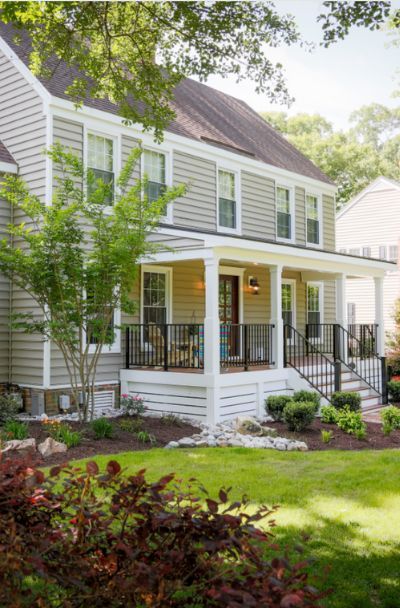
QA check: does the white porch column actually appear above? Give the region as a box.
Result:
[374,276,385,356]
[269,264,284,369]
[204,257,220,375]
[335,274,347,327]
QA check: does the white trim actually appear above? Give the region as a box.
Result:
[84,128,120,208]
[276,184,295,244]
[0,160,17,174]
[141,145,173,223]
[216,163,242,235]
[337,177,400,220]
[306,281,324,343]
[140,264,173,324]
[219,266,245,324]
[49,102,337,194]
[282,278,296,344]
[86,306,121,355]
[305,191,323,249]
[48,381,119,389]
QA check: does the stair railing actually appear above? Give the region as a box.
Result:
[284,325,340,401]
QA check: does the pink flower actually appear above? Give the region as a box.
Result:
[121,394,128,398]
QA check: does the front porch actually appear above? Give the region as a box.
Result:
[120,241,391,422]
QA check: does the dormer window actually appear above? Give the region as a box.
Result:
[87,133,114,205]
[143,150,166,202]
[276,186,292,241]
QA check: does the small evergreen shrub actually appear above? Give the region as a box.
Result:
[387,381,400,402]
[381,406,400,435]
[92,417,114,439]
[336,407,366,436]
[0,395,21,425]
[283,401,316,432]
[293,390,320,410]
[2,420,28,440]
[320,405,338,424]
[265,395,293,421]
[331,391,361,412]
[321,430,333,444]
[119,418,143,433]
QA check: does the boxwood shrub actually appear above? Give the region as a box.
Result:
[283,401,316,432]
[293,390,320,410]
[265,395,293,421]
[331,391,361,412]
[387,380,400,403]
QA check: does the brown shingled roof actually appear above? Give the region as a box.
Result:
[0,139,16,165]
[0,22,334,185]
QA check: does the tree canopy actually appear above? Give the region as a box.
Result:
[261,104,400,207]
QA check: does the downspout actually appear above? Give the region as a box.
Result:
[7,167,16,386]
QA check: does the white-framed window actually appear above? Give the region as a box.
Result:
[140,265,172,325]
[306,193,321,246]
[388,245,398,262]
[87,133,115,205]
[218,168,240,233]
[379,245,387,260]
[276,185,293,242]
[362,246,371,257]
[307,282,324,341]
[282,279,296,342]
[143,149,166,202]
[349,247,360,256]
[86,302,121,355]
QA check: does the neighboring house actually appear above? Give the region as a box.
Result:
[336,177,400,344]
[0,24,394,421]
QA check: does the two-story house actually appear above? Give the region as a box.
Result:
[336,177,400,343]
[0,24,393,421]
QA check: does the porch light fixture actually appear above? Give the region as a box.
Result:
[249,276,260,295]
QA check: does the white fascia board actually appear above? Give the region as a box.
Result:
[0,161,17,174]
[337,177,400,221]
[140,246,216,264]
[0,36,51,105]
[49,96,337,195]
[155,226,393,277]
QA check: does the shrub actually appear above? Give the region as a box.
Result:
[119,418,143,433]
[2,420,28,440]
[331,391,361,412]
[135,430,156,444]
[0,457,329,607]
[44,420,81,448]
[0,394,21,425]
[120,393,146,416]
[387,381,400,402]
[283,401,316,432]
[381,406,400,435]
[320,405,338,424]
[91,417,114,439]
[265,395,293,421]
[321,429,333,444]
[354,427,367,441]
[336,407,366,436]
[160,412,183,426]
[293,390,320,410]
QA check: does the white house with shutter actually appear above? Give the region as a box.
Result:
[336,177,400,342]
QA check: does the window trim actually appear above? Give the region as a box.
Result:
[282,278,296,344]
[217,164,241,235]
[305,191,323,248]
[140,264,173,326]
[388,244,398,263]
[306,281,324,344]
[84,128,120,209]
[141,146,173,224]
[276,184,295,244]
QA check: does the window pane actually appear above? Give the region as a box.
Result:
[388,245,398,262]
[146,181,166,203]
[218,170,235,200]
[219,197,236,228]
[277,211,291,239]
[144,150,166,184]
[306,194,318,220]
[282,284,292,312]
[379,246,387,260]
[362,246,371,257]
[307,285,320,313]
[88,168,114,205]
[143,271,167,326]
[307,218,319,244]
[277,187,290,213]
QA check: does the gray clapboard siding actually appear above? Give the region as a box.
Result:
[295,187,306,246]
[0,49,46,386]
[173,151,217,231]
[0,193,10,382]
[241,171,275,240]
[323,194,335,251]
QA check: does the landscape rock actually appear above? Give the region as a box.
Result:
[165,441,179,449]
[2,438,36,454]
[235,415,263,436]
[177,437,196,448]
[38,437,67,458]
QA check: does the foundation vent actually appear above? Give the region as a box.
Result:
[90,390,115,412]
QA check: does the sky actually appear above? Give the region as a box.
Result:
[203,0,400,130]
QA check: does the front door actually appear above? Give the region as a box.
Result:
[219,275,239,356]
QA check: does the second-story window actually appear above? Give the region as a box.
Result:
[218,169,237,230]
[143,150,166,202]
[276,186,291,240]
[87,133,114,205]
[306,194,320,245]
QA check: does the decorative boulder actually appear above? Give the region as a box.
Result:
[38,437,68,458]
[235,416,263,436]
[1,438,36,454]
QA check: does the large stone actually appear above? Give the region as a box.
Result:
[235,416,263,436]
[178,437,196,448]
[2,438,36,454]
[38,437,67,458]
[165,441,179,449]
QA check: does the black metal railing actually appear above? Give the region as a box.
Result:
[306,323,378,357]
[284,325,339,399]
[333,324,386,400]
[220,324,274,370]
[125,324,203,370]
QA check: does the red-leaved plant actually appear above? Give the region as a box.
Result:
[0,454,331,607]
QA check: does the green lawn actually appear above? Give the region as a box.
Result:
[73,448,400,608]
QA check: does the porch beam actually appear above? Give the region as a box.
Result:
[269,264,284,369]
[374,276,385,356]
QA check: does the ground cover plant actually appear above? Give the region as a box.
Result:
[74,448,400,608]
[0,455,329,607]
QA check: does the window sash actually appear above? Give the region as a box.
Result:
[88,134,113,172]
[307,285,320,313]
[307,218,319,244]
[219,197,236,229]
[379,246,387,260]
[277,211,291,239]
[388,245,398,262]
[143,271,168,326]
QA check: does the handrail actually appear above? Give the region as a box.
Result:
[284,325,339,400]
[306,323,378,357]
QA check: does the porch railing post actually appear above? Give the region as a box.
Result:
[334,359,341,393]
[125,327,130,369]
[163,324,168,371]
[381,356,388,404]
[283,325,287,368]
[333,323,340,361]
[244,324,249,371]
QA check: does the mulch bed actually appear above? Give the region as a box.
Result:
[264,418,400,450]
[24,416,200,466]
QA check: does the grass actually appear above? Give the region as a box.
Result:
[70,448,400,608]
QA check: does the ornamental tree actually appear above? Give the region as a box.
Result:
[0,144,185,421]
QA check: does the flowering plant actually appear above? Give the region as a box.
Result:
[120,393,146,417]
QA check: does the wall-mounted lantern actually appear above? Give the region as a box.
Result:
[248,276,260,295]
